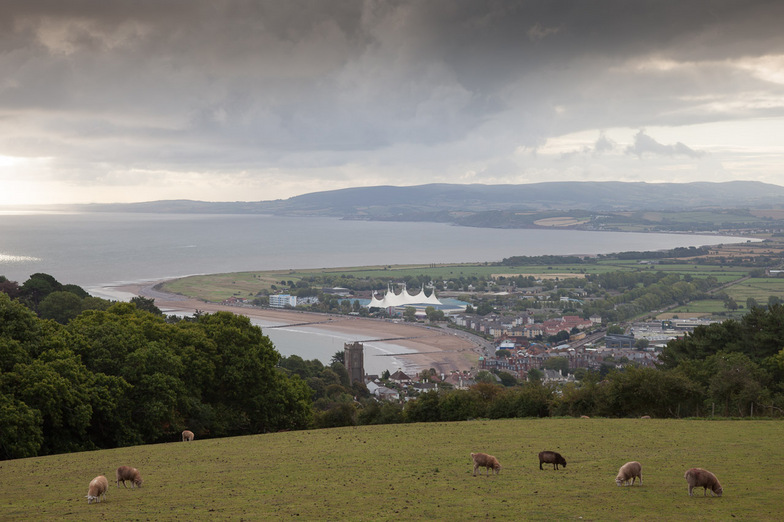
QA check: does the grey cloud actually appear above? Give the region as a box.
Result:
[593,133,615,154]
[0,0,782,194]
[625,130,706,158]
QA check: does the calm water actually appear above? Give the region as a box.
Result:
[1,212,750,372]
[0,212,750,290]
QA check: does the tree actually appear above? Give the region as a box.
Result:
[197,312,311,434]
[607,324,625,335]
[634,339,650,350]
[38,291,83,324]
[130,296,162,315]
[474,370,496,383]
[543,357,569,374]
[476,302,494,316]
[7,352,96,455]
[425,306,445,322]
[330,351,345,366]
[403,307,417,322]
[0,276,21,299]
[0,393,43,459]
[403,391,441,423]
[497,371,518,387]
[705,352,768,417]
[19,273,63,310]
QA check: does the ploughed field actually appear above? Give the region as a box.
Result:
[1,419,781,520]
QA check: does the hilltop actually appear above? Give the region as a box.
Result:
[1,418,781,520]
[34,181,781,233]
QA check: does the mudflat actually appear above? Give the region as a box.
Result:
[116,281,485,374]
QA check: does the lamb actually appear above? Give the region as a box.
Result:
[116,466,143,488]
[86,475,108,504]
[182,430,194,442]
[615,461,643,486]
[539,450,567,470]
[470,452,501,476]
[580,415,590,419]
[684,468,723,497]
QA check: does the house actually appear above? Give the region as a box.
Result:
[412,382,438,393]
[542,369,574,383]
[389,370,412,384]
[269,294,319,308]
[269,294,296,308]
[443,373,476,390]
[366,381,400,400]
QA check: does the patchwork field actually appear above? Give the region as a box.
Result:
[1,419,781,520]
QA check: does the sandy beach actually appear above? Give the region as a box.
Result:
[114,281,487,375]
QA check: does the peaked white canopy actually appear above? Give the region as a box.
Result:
[368,284,442,308]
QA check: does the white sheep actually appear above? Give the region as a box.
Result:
[86,475,108,504]
[116,466,143,488]
[471,452,502,476]
[684,468,723,497]
[615,461,643,486]
[182,430,194,442]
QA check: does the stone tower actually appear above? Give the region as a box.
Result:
[344,341,364,384]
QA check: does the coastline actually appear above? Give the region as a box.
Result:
[111,281,486,376]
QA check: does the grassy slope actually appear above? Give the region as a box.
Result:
[1,419,782,521]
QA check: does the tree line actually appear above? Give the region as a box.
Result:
[0,287,312,460]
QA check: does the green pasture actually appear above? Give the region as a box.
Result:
[161,272,281,302]
[725,277,784,304]
[666,300,735,315]
[1,419,781,521]
[160,263,619,302]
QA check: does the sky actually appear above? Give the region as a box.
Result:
[2,0,784,205]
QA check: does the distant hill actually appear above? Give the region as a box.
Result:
[70,181,784,215]
[56,181,784,231]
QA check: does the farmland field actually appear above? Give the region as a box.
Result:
[725,277,784,303]
[1,419,781,521]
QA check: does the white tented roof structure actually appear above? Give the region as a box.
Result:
[368,284,442,308]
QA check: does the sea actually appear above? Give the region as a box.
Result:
[0,211,753,373]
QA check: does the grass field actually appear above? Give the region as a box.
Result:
[726,278,784,304]
[160,263,627,302]
[1,419,782,520]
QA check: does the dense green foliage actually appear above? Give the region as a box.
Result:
[0,293,311,460]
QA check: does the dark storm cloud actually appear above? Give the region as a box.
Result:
[1,0,783,198]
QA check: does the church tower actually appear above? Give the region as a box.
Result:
[344,341,364,384]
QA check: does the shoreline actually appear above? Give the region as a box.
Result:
[112,281,486,376]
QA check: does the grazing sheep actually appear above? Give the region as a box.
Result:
[580,415,590,419]
[182,430,194,442]
[86,475,108,504]
[116,466,143,488]
[684,468,723,497]
[470,452,502,476]
[539,450,567,470]
[640,415,651,419]
[615,461,643,486]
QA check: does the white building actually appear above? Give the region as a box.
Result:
[367,283,443,309]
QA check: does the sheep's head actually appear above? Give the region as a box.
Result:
[86,495,96,504]
[615,477,624,486]
[714,485,723,497]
